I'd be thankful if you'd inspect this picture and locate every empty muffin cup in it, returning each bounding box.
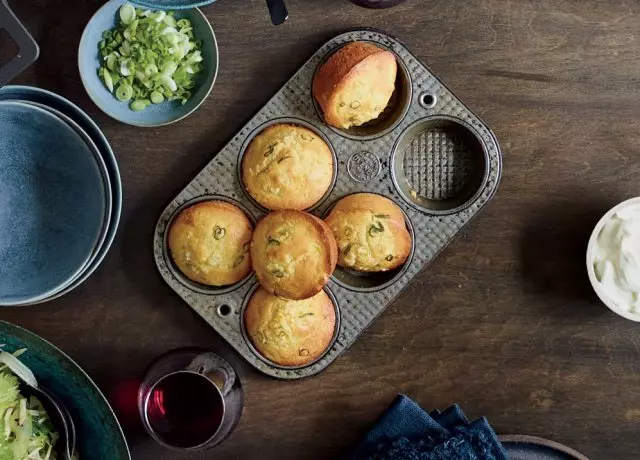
[391,116,489,214]
[312,42,412,140]
[323,194,415,292]
[237,118,337,212]
[163,195,257,295]
[240,283,341,370]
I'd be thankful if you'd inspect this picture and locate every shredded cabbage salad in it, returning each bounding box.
[0,349,59,460]
[98,2,204,111]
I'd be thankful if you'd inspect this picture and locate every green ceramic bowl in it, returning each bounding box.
[0,321,131,459]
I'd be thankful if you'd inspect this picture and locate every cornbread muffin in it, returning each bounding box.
[242,124,334,210]
[250,210,338,300]
[325,193,411,272]
[312,42,397,129]
[168,200,253,286]
[245,287,336,366]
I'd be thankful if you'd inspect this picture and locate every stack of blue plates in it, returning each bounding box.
[0,86,121,306]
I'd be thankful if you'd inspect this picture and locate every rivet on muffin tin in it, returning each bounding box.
[239,283,342,371]
[153,29,502,379]
[419,92,438,110]
[217,303,233,318]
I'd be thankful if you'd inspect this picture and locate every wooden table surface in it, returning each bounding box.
[4,0,640,458]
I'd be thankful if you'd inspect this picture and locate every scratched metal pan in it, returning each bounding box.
[153,29,503,379]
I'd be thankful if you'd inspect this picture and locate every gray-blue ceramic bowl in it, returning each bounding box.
[78,0,218,127]
[130,0,217,9]
[0,85,123,302]
[0,101,107,306]
[0,321,131,459]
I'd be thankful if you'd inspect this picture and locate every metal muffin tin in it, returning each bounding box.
[153,29,502,379]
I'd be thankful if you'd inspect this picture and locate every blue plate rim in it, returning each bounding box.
[0,320,132,459]
[129,0,217,10]
[77,0,219,127]
[0,100,107,305]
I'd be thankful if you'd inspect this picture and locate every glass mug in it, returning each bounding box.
[138,348,244,451]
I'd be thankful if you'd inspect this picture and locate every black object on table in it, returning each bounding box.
[349,0,408,9]
[266,0,288,25]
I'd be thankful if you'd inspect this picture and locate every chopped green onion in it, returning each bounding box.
[119,3,136,24]
[103,70,114,92]
[161,74,177,92]
[145,63,158,75]
[131,99,151,111]
[150,91,164,104]
[164,14,176,27]
[116,83,133,101]
[105,53,117,71]
[151,10,166,22]
[98,2,204,112]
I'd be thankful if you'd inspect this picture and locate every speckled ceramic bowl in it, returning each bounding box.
[0,321,131,459]
[78,0,218,127]
[0,85,123,302]
[0,101,108,306]
[22,100,114,285]
[499,435,589,459]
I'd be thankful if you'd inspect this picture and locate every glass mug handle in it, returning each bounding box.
[0,0,39,86]
[185,353,237,397]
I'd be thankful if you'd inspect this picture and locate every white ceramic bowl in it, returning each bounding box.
[587,196,640,322]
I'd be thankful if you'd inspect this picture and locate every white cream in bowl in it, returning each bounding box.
[588,198,640,320]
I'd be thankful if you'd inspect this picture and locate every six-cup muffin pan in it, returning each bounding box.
[153,29,503,379]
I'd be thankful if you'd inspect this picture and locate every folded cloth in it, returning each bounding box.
[348,395,508,460]
[431,404,469,430]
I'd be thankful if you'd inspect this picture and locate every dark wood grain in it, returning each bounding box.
[2,0,639,458]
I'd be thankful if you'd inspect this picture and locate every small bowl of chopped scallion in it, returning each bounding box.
[79,0,217,127]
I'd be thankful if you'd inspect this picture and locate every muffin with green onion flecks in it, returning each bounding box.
[168,200,253,286]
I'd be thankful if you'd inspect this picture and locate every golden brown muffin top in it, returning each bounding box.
[330,193,406,221]
[242,124,334,211]
[325,194,411,272]
[312,42,397,129]
[244,287,336,366]
[168,200,253,286]
[250,210,337,300]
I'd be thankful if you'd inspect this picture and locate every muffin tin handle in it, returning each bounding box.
[0,0,39,87]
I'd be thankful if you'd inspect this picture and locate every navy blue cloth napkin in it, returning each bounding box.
[348,395,508,460]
